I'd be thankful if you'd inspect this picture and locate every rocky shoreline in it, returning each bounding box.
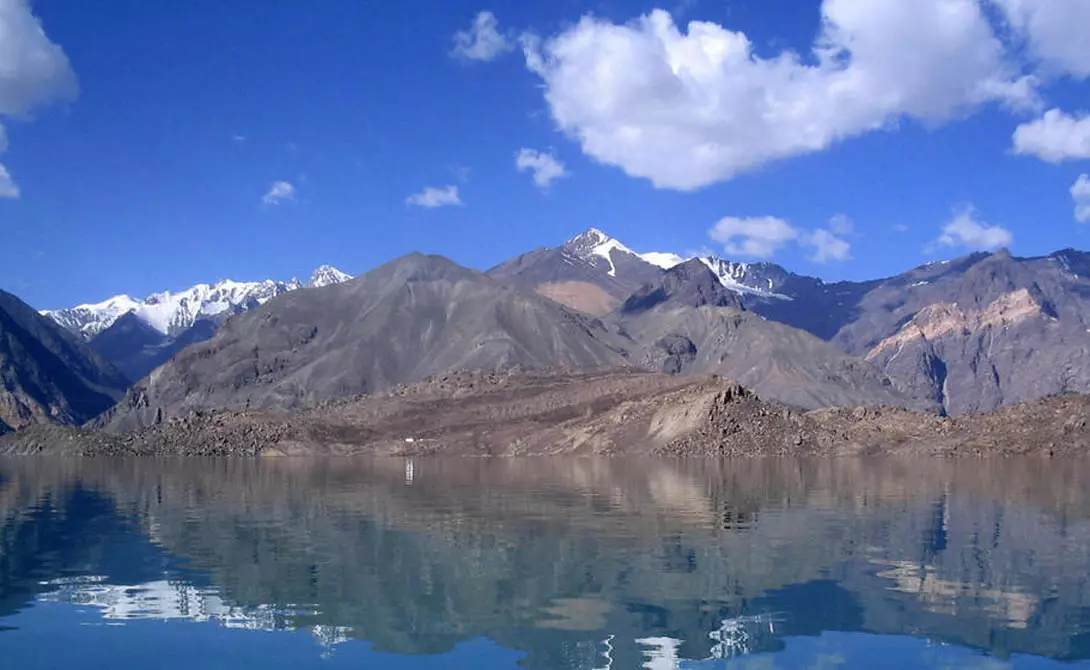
[1,370,1088,457]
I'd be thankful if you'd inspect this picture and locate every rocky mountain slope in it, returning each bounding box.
[0,290,130,429]
[775,249,1090,415]
[99,254,632,431]
[614,261,931,411]
[97,253,934,431]
[6,369,1087,457]
[515,230,1090,416]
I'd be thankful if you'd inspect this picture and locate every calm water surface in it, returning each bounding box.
[1,458,1088,669]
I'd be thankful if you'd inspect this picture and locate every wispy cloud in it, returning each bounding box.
[406,185,462,208]
[516,149,568,189]
[0,162,18,199]
[262,180,297,206]
[1072,174,1090,224]
[451,11,513,62]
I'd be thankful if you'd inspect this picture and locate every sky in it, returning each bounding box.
[1,0,1090,310]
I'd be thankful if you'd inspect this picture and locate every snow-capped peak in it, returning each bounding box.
[44,295,143,339]
[307,265,352,288]
[698,256,791,299]
[45,265,352,339]
[563,228,643,277]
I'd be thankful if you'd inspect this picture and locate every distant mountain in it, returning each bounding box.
[0,290,129,429]
[44,265,353,339]
[101,254,631,431]
[487,228,663,315]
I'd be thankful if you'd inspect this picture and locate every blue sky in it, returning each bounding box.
[1,0,1089,310]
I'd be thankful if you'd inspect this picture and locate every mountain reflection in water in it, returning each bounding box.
[1,458,1089,669]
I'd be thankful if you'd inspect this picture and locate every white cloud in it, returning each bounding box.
[262,180,296,205]
[1012,109,1090,162]
[1072,174,1090,223]
[828,214,854,236]
[0,162,18,198]
[451,11,513,62]
[0,0,78,199]
[522,3,1035,190]
[406,185,462,208]
[992,0,1090,78]
[709,216,800,258]
[515,148,568,189]
[806,229,852,263]
[936,207,1014,250]
[0,0,78,116]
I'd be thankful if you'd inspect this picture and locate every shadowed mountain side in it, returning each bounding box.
[90,312,220,383]
[99,254,632,431]
[619,259,744,315]
[0,290,129,429]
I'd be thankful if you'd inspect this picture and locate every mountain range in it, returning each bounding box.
[42,265,352,382]
[3,228,1089,434]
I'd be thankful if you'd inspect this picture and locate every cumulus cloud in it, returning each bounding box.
[262,180,296,205]
[708,216,800,258]
[936,207,1014,250]
[0,0,78,116]
[1012,109,1090,162]
[406,185,462,208]
[0,0,78,199]
[516,148,568,189]
[806,228,852,263]
[521,2,1035,190]
[1072,174,1090,223]
[993,0,1090,78]
[451,11,513,62]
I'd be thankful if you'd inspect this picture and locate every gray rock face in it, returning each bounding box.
[101,254,633,431]
[620,259,743,315]
[0,290,129,429]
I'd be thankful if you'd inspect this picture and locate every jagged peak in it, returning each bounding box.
[307,265,352,288]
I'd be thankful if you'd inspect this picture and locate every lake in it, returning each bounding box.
[0,458,1088,668]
